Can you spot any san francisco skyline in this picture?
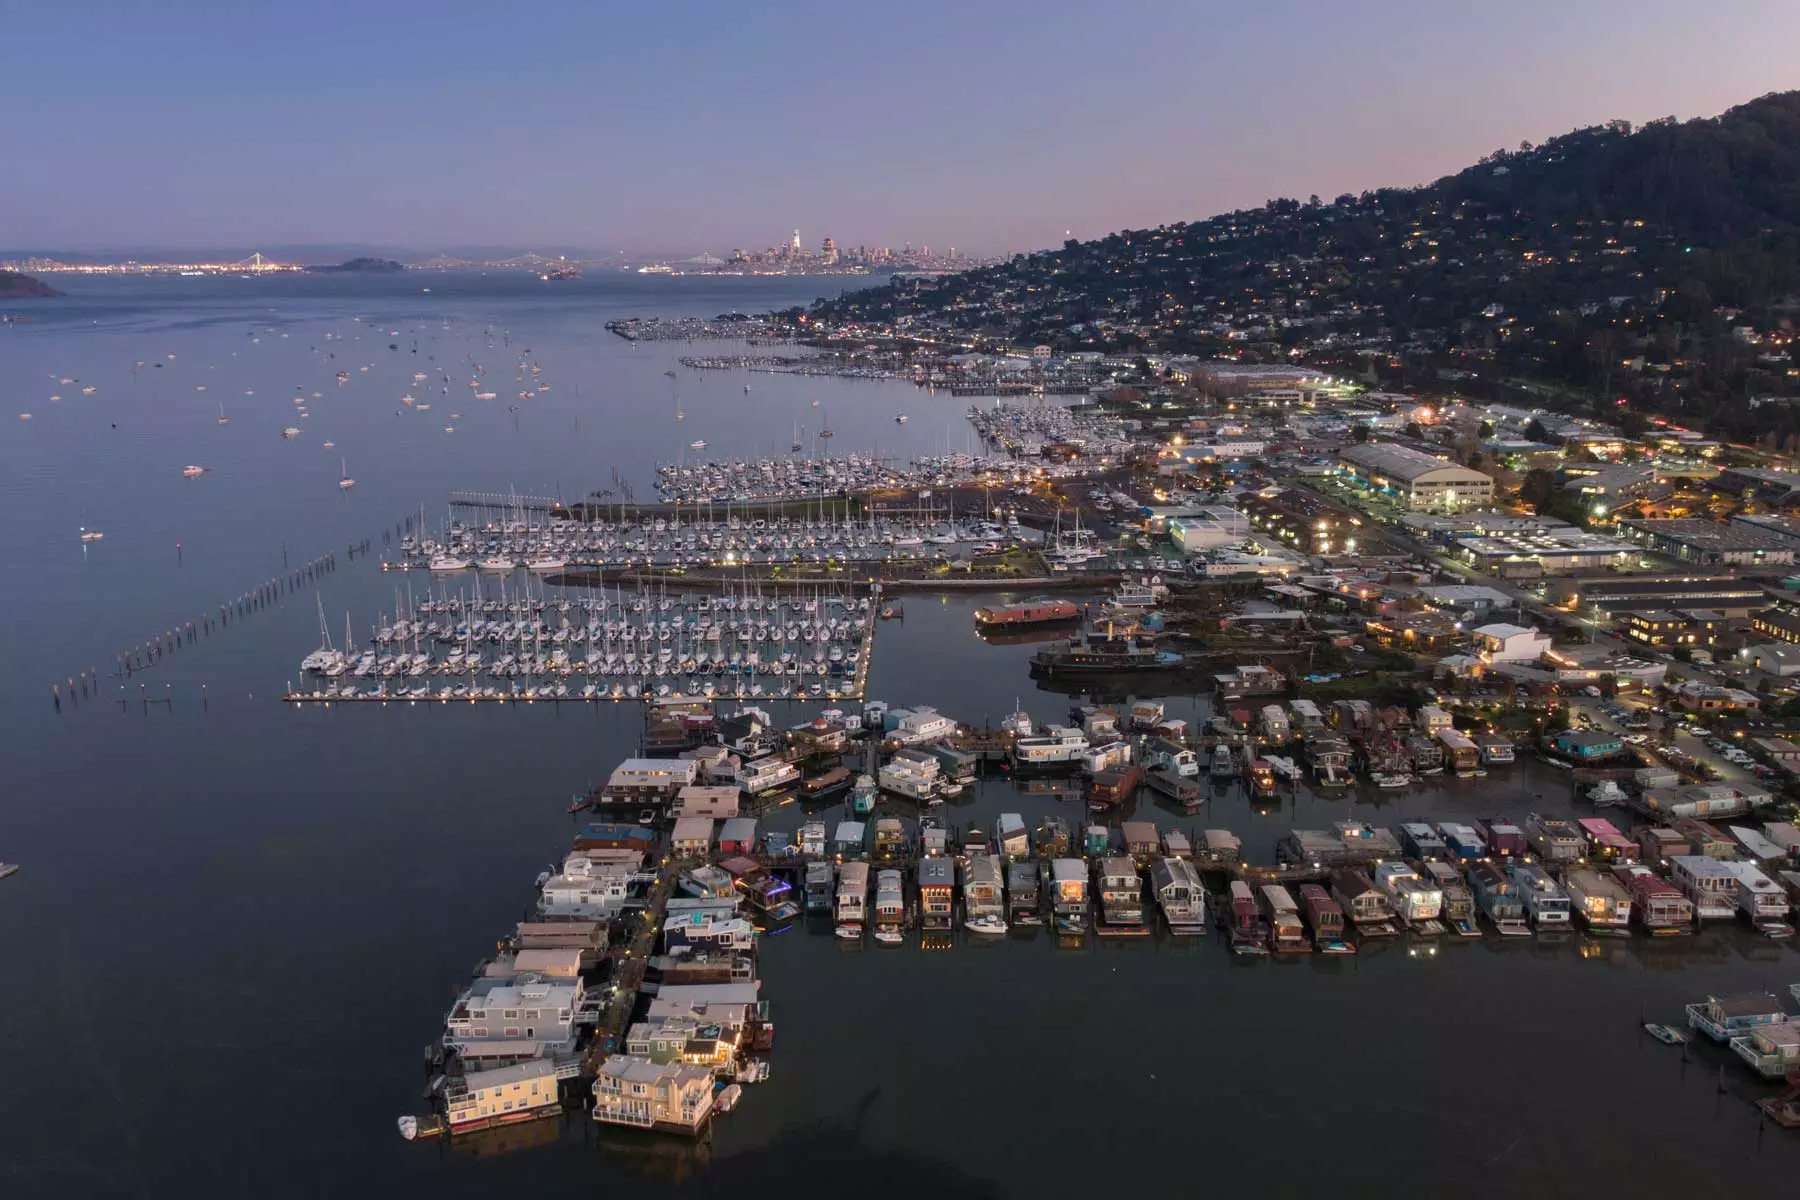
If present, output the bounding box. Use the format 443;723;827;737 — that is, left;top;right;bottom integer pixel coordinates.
6;0;1800;255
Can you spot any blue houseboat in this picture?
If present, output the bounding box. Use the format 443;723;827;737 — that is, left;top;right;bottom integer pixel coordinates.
1686;992;1790;1043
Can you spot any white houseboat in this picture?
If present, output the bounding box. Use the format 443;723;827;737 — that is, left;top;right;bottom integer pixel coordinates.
1670;854;1740;921
1150;856;1207;934
835;861;869;936
1563;868;1632;932
1011;725;1090;768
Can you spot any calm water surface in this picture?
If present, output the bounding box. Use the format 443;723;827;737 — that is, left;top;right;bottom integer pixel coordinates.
1;275;1795;1198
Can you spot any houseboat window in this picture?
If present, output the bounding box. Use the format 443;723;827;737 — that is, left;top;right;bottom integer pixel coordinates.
503;1010;518;1020
472;1027;488;1037
525;1027;535;1038
504;1027;520;1037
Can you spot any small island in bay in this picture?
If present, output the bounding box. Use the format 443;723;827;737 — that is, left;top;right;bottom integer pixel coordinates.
308;257;406;273
0;270;63;298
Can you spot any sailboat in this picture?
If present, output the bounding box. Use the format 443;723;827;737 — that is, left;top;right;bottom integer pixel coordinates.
78;527;104;542
338;457;356;490
792;422;803;453
818;406;834;441
217;403;229;425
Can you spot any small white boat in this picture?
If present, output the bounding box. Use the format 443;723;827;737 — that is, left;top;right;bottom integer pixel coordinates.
182;465;206;477
894;413;908;423
715;1083;743;1113
397;1115;418;1140
872;928;904;945
1373;773;1412;789
282;426;300;438
833;924;862;940
0;863;19;882
965;914;1008;935
689;439;707;450
78;528;104;542
337;457;355;489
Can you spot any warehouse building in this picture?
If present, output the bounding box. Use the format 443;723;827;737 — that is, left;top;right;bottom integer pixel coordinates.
1616;518;1798;567
1336;442;1494;512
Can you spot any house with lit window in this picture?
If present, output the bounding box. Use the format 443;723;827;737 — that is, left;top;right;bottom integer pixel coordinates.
1472;622;1552;663
624;1015;743;1075
539;854;637;918
443;975;584;1065
442;1058;566;1131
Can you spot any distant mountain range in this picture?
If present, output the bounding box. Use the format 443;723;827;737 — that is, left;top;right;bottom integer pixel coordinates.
812;91;1800;444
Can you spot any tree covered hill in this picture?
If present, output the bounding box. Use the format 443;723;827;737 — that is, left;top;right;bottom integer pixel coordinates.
811;91;1800;444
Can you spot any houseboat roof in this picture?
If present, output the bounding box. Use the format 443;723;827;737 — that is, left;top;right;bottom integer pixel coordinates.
672;816;715;843
1151;857;1201;890
1120;820;1158;846
837;861;870;885
719;817;758;841
1007;860;1040;888
1099;855;1138;879
1703;991;1783;1018
965;856;1004;885
833;821;866;842
918;858;954;887
1671;854;1737;879
1050;858;1085;883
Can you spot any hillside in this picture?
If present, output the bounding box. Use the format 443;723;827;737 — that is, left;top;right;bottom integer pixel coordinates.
0;270;62;298
809;91;1800;444
307;256;405;273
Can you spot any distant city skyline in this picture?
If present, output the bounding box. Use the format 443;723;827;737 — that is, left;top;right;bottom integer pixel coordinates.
6;0;1800;254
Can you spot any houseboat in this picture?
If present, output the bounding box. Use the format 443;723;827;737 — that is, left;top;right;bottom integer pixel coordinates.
870;816;908;861
832;820;867;858
1151;857;1207;935
872;869;908;943
803;861;835;913
1128;700;1166;731
800;765;853;802
1525;814;1584;864
1474;732;1515;766
1613;864;1694;935
1562;868;1632;932
1468;860;1529;935
1436;727;1480;777
1086;764;1144;809
1300;883;1354;953
1226;880;1269;955
1437;822;1486;860
1011;725;1090;770
1722;860;1794;938
917;857;955;930
438;1058;567;1136
1145;736;1198;777
995;813;1031;859
1685;991;1790;1043
1049;858;1089;933
835;861;869;937
1670;855;1739;921
1146;764;1207;812
1374;862;1444;933
878;749;942;803
1244;757;1278;797
1400;822;1449;860
1730;1023;1800;1079
1421;860;1480;936
1576;817;1637;863
1478;819;1528;859
1305;734;1353;786
848;773;877;816
963;855;1005;924
1330;869;1399;938
1406;734;1445;776
1007;860;1042;925
1208;743;1235;780
1036;815;1072;858
1095;857;1148;935
1260;884;1310;953
737;754;801;797
1507;859;1572;929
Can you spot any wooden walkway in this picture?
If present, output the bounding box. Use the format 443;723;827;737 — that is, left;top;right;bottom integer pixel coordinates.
583;859;679;1072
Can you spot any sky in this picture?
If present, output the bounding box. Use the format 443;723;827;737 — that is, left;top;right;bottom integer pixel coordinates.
6;0;1800;257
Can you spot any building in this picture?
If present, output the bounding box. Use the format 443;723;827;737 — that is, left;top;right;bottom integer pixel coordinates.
671;817;715;857
1336;442;1494;511
1617;610;1714;650
443;1058;565;1130
1746;642;1800;676
1454;528;1636;576
1618;519;1798;567
1551;730;1624;760
1416;584;1513;614
604;758;698;799
624;1015;742;1074
591;1056;715;1134
1751;608;1800;645
884;706;956;745
444;976;584;1062
671;785;740;819
1555;575;1769;619
1472;623;1552;663
1168;508;1252;555
539;855;637;918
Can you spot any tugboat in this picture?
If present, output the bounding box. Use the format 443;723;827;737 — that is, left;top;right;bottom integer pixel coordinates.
849;773;877;817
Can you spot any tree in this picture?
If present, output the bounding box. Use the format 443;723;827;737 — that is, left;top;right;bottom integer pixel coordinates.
1524;418;1550;443
1479;420;1495;439
1351;423;1370;443
1403;421;1425;439
1519;467;1560;512
1466;450;1485;469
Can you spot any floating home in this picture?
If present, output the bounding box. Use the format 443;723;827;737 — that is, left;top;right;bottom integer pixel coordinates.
1436;727;1479;776
1731;1023;1800;1079
1161;830;1192;859
835;861;869;931
1199;828;1241;865
1474;732;1515;765
1525;814;1584;863
873;869;908;934
804;862;835;913
1145;737;1199;777
1468;860;1529;935
1479;819;1527;859
1096;857;1147;934
964;856;1005;921
1374;862;1443;929
1507;859;1572;928
1226;880;1268;955
1006;860;1041;922
592;1056;714;1135
918;857;954;930
832;821;867;858
995;813;1030;859
1612;864;1694;934
1420;861;1479;936
1686;992;1790;1043
1049;858;1089;932
442;1058;568;1134
1299;884;1353;953
1670;855;1739;920
1329;869;1398;937
1399;823;1448;860
1259;884;1310;952
1562;868;1632;931
1151;857;1206;934
1720;860;1793;936
1437;822;1486;860
1576;817;1637;863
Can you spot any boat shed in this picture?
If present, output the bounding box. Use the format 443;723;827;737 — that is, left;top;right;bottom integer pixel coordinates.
671;817;716;858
